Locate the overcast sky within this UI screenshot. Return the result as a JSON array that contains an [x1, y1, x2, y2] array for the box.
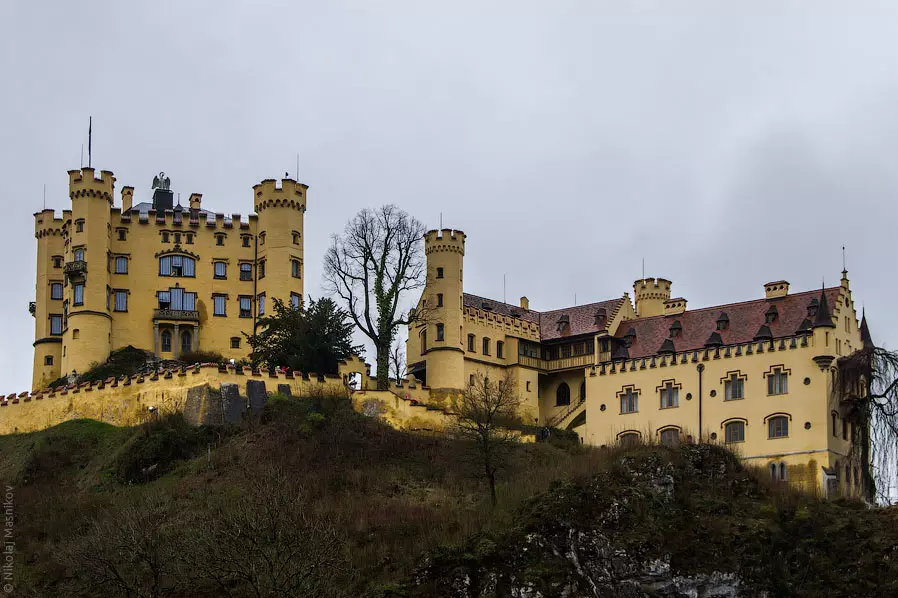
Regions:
[[2, 1, 898, 392]]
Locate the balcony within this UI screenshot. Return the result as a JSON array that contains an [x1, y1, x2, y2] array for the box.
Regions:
[[28, 302, 35, 317], [153, 308, 199, 322], [64, 260, 87, 280], [518, 353, 595, 372]]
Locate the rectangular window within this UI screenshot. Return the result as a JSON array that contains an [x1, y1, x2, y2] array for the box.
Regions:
[[44, 355, 53, 366], [468, 334, 475, 352], [620, 389, 638, 414], [216, 235, 225, 246], [115, 256, 128, 274], [497, 341, 504, 359], [258, 294, 265, 315], [186, 233, 193, 244], [660, 383, 679, 408], [768, 417, 789, 438], [560, 344, 571, 358], [436, 323, 445, 341], [213, 295, 227, 316], [436, 267, 444, 279], [73, 284, 84, 306], [260, 233, 266, 246], [214, 262, 227, 279], [725, 421, 745, 443], [117, 229, 126, 241], [114, 290, 127, 312], [437, 293, 443, 307], [767, 368, 788, 395], [53, 257, 62, 268], [231, 337, 240, 349], [162, 232, 170, 243], [50, 283, 63, 300], [291, 260, 301, 278], [293, 232, 300, 245], [174, 233, 181, 244], [724, 374, 744, 400], [49, 315, 63, 335], [482, 338, 490, 355], [239, 296, 252, 317], [290, 293, 301, 310], [73, 248, 85, 262], [258, 260, 266, 279], [75, 220, 84, 232], [660, 429, 679, 446], [240, 263, 253, 281], [157, 290, 171, 309], [242, 236, 251, 247]]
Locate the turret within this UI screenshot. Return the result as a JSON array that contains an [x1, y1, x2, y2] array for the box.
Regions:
[[422, 229, 466, 390], [253, 178, 307, 314], [633, 278, 671, 318], [121, 186, 134, 213], [31, 209, 66, 389], [62, 167, 114, 376], [189, 193, 202, 211]]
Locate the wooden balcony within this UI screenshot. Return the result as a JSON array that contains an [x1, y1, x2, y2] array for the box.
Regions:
[[153, 308, 199, 322], [517, 353, 594, 371]]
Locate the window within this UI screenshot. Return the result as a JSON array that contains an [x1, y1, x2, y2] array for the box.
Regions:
[[213, 295, 227, 316], [240, 263, 252, 281], [579, 381, 586, 402], [231, 337, 241, 349], [660, 381, 679, 409], [114, 256, 128, 274], [259, 232, 266, 246], [52, 256, 62, 268], [117, 229, 126, 241], [292, 232, 300, 245], [159, 255, 196, 277], [107, 286, 111, 310], [216, 235, 225, 246], [75, 220, 84, 232], [768, 416, 789, 439], [258, 260, 266, 279], [291, 260, 301, 278], [468, 334, 475, 352], [44, 355, 53, 366], [242, 236, 251, 247], [767, 368, 788, 395], [469, 374, 475, 387], [670, 321, 682, 338], [161, 330, 172, 352], [725, 421, 745, 443], [619, 432, 640, 447], [660, 428, 680, 446], [186, 233, 193, 244], [832, 412, 838, 437], [770, 462, 788, 482], [73, 284, 84, 306], [50, 283, 63, 300], [436, 267, 444, 279], [436, 323, 445, 341], [174, 233, 181, 244], [620, 388, 638, 414], [482, 337, 490, 355], [258, 294, 265, 315], [765, 306, 778, 324], [157, 288, 197, 311], [162, 231, 170, 243], [497, 341, 504, 359], [561, 344, 571, 358], [72, 329, 79, 339], [842, 418, 848, 440], [214, 262, 227, 279], [526, 381, 531, 392], [845, 316, 850, 332], [290, 293, 301, 310], [437, 293, 443, 307], [49, 315, 63, 335], [114, 290, 128, 312], [421, 330, 427, 353], [519, 341, 539, 358], [181, 330, 192, 354], [724, 373, 744, 401], [556, 382, 571, 406], [73, 248, 85, 262], [239, 296, 252, 318]]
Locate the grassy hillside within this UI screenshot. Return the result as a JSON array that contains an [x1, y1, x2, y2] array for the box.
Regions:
[[3, 396, 897, 597]]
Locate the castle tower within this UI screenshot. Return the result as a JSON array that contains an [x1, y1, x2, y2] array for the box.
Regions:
[[423, 229, 466, 390], [633, 277, 672, 317], [61, 168, 114, 376], [32, 209, 66, 389], [253, 178, 306, 315]]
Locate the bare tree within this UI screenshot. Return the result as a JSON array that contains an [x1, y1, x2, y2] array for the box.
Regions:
[[449, 372, 522, 507], [390, 336, 407, 385], [834, 341, 898, 504], [323, 205, 426, 390]]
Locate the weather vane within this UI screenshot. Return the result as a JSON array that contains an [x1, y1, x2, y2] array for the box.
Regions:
[[152, 171, 171, 190]]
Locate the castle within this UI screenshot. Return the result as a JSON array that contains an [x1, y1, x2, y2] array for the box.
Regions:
[[31, 167, 306, 390], [407, 229, 871, 497]]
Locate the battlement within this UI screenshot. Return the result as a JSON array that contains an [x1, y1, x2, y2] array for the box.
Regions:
[[34, 209, 66, 238], [633, 277, 672, 317], [253, 178, 307, 213], [634, 277, 671, 295], [424, 228, 466, 254], [125, 209, 256, 229], [68, 167, 115, 203]]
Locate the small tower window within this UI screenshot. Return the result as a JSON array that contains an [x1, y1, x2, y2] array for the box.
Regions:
[[291, 260, 301, 279], [52, 256, 63, 268], [75, 220, 84, 233], [50, 283, 63, 300], [230, 337, 241, 349], [292, 231, 301, 245], [258, 260, 266, 279], [162, 232, 170, 243], [717, 312, 729, 330], [259, 232, 266, 246], [186, 233, 193, 245], [73, 248, 85, 262], [669, 320, 682, 338], [115, 256, 128, 274], [467, 334, 475, 352], [497, 341, 504, 359], [482, 337, 491, 355], [436, 267, 444, 279], [765, 305, 778, 324], [216, 234, 225, 246], [242, 235, 251, 248], [117, 229, 126, 241], [44, 355, 53, 366], [73, 284, 84, 306], [436, 323, 445, 341], [437, 293, 443, 307]]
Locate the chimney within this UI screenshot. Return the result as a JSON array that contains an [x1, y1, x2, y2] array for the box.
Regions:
[[189, 193, 202, 211], [121, 186, 134, 213], [764, 280, 789, 299], [520, 296, 529, 310], [663, 298, 687, 316]]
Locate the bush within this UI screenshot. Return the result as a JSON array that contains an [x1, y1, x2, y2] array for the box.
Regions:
[[178, 349, 225, 365], [79, 346, 152, 383]]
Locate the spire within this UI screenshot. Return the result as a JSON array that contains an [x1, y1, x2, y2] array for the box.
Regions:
[[860, 309, 874, 348], [813, 287, 836, 329]]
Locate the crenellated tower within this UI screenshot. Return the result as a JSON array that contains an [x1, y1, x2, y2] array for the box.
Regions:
[[32, 209, 66, 389], [62, 167, 115, 376], [253, 178, 307, 315], [633, 277, 672, 317], [423, 229, 466, 390]]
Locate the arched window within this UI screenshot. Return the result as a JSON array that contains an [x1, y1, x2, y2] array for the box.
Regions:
[[159, 255, 196, 277], [725, 421, 745, 443], [779, 462, 788, 481], [579, 381, 586, 402], [768, 416, 789, 438], [618, 431, 640, 447], [556, 382, 571, 406], [181, 330, 192, 354], [161, 330, 172, 353], [660, 428, 680, 446]]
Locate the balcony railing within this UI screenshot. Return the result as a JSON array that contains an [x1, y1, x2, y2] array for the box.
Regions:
[[153, 308, 199, 322], [64, 260, 87, 278], [518, 353, 594, 371]]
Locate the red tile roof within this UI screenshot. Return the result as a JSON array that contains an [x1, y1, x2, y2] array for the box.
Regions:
[[613, 287, 840, 359], [463, 293, 540, 324]]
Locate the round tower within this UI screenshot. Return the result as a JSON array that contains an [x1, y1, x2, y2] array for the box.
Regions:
[[633, 277, 671, 318], [61, 167, 114, 376], [253, 178, 306, 312], [32, 209, 65, 389], [423, 229, 466, 391]]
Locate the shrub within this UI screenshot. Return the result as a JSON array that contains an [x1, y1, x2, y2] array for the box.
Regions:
[[178, 349, 225, 365], [78, 346, 151, 384]]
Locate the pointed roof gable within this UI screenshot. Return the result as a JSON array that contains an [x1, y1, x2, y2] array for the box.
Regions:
[[813, 288, 837, 328], [860, 311, 874, 348]]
